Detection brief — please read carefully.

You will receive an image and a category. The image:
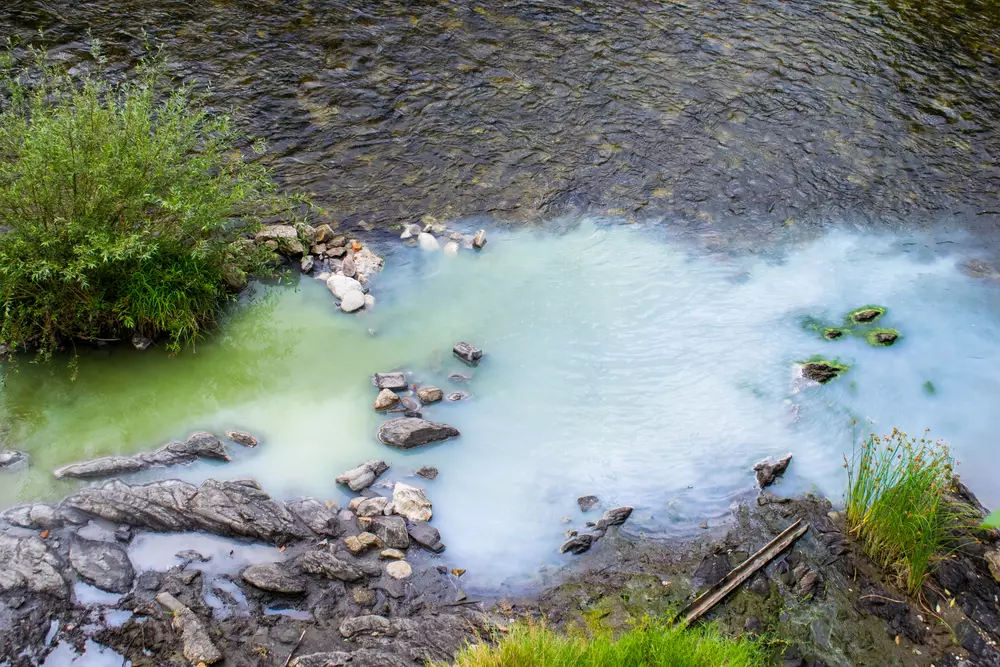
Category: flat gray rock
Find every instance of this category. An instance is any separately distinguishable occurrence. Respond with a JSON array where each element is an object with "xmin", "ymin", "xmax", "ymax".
[
  {"xmin": 290, "ymin": 653, "xmax": 354, "ymax": 667},
  {"xmin": 339, "ymin": 615, "xmax": 391, "ymax": 638},
  {"xmin": 54, "ymin": 431, "xmax": 230, "ymax": 479},
  {"xmin": 408, "ymin": 521, "xmax": 445, "ymax": 553},
  {"xmin": 241, "ymin": 563, "xmax": 307, "ymax": 594},
  {"xmin": 69, "ymin": 538, "xmax": 135, "ymax": 593},
  {"xmin": 377, "ymin": 418, "xmax": 459, "ymax": 449},
  {"xmin": 0, "ymin": 534, "xmax": 67, "ymax": 598},
  {"xmin": 595, "ymin": 506, "xmax": 634, "ymax": 531},
  {"xmin": 374, "ymin": 372, "xmax": 408, "ymax": 391},
  {"xmin": 285, "ymin": 498, "xmax": 340, "ymax": 537},
  {"xmin": 299, "ymin": 549, "xmax": 365, "ymax": 582},
  {"xmin": 453, "ymin": 341, "xmax": 483, "ymax": 365},
  {"xmin": 336, "ymin": 460, "xmax": 389, "ymax": 492}
]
